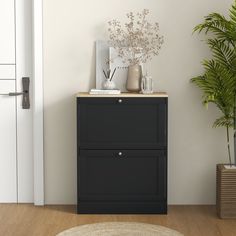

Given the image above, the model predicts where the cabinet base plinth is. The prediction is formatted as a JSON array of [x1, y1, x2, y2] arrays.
[[77, 201, 167, 214]]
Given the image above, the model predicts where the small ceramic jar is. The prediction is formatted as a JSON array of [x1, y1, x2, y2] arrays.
[[102, 79, 116, 90]]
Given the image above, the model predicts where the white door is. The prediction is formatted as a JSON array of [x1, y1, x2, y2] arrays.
[[0, 0, 33, 203]]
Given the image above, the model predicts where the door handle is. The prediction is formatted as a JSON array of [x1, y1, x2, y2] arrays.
[[20, 77, 30, 109], [9, 92, 24, 96], [0, 77, 30, 109]]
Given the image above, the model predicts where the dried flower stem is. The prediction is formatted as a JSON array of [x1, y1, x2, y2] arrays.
[[108, 9, 164, 66]]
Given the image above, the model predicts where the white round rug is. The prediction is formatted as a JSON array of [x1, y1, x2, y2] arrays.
[[57, 222, 184, 236]]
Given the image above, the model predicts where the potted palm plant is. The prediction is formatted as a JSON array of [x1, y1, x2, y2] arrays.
[[191, 1, 236, 218]]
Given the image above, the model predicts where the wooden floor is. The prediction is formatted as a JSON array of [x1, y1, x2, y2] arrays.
[[0, 205, 236, 236]]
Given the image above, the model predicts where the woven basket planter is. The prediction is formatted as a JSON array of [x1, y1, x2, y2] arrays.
[[216, 164, 236, 219]]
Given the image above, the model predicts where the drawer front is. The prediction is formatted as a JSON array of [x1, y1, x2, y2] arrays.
[[77, 98, 167, 149], [78, 149, 167, 201]]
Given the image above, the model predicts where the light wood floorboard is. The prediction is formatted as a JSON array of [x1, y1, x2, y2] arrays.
[[0, 205, 235, 236]]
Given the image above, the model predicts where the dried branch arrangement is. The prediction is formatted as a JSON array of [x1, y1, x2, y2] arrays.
[[108, 9, 164, 66]]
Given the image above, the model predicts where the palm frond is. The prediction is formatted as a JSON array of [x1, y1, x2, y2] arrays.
[[230, 2, 236, 25], [207, 39, 235, 69], [213, 116, 234, 128], [191, 59, 235, 120], [194, 13, 234, 44]]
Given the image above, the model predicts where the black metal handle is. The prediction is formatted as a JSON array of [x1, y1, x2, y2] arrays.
[[8, 92, 24, 96], [1, 77, 30, 109], [22, 77, 30, 109]]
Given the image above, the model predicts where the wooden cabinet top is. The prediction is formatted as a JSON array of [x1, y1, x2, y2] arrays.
[[76, 92, 168, 98]]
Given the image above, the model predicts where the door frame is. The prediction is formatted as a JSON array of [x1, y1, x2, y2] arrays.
[[33, 0, 44, 205]]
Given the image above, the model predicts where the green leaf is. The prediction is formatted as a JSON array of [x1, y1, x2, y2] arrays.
[[213, 116, 234, 128]]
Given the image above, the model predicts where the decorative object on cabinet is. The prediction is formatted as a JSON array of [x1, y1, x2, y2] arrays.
[[89, 89, 121, 95], [108, 9, 164, 92], [101, 79, 116, 90], [141, 72, 153, 94], [190, 1, 236, 218], [96, 41, 128, 92], [77, 92, 168, 214], [109, 46, 129, 91], [95, 40, 109, 89], [101, 68, 117, 90], [126, 65, 142, 92]]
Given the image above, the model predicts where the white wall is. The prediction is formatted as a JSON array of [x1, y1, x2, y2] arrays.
[[43, 0, 234, 204]]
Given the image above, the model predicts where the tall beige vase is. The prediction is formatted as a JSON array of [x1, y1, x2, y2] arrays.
[[126, 65, 142, 92]]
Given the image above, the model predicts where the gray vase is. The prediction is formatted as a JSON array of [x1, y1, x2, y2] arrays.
[[126, 65, 142, 92]]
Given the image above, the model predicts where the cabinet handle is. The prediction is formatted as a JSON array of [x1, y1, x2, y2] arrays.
[[118, 152, 123, 156], [118, 99, 123, 103]]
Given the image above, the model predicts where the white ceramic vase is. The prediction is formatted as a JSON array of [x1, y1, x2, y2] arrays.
[[102, 79, 116, 90]]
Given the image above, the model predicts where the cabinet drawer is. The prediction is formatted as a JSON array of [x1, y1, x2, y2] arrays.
[[77, 97, 167, 149], [78, 149, 167, 201]]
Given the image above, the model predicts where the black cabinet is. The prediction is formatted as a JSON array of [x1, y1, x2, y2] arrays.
[[77, 95, 168, 214]]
